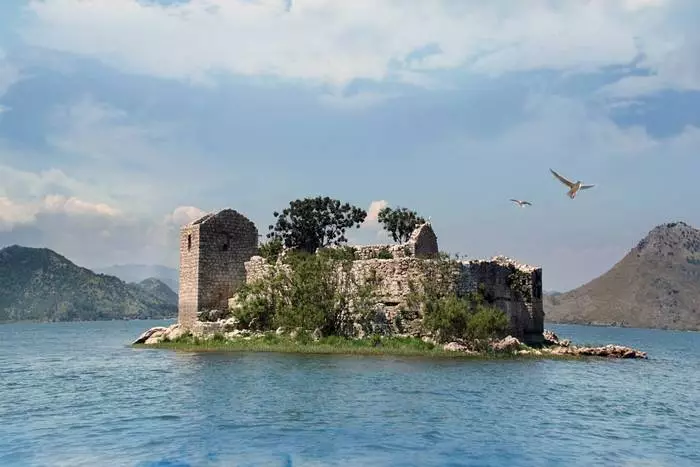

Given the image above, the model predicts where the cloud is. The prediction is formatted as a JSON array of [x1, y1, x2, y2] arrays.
[[164, 206, 207, 227], [0, 194, 120, 232], [0, 198, 36, 231], [42, 195, 121, 217], [600, 29, 700, 99], [363, 199, 388, 225], [20, 0, 682, 93]]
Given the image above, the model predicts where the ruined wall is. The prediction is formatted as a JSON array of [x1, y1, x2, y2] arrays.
[[242, 254, 544, 344], [178, 209, 258, 328], [178, 222, 202, 328], [457, 257, 544, 344]]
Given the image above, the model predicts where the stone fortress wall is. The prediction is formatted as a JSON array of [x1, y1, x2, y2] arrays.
[[179, 209, 544, 344]]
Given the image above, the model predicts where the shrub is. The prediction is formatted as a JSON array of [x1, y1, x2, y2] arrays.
[[231, 249, 378, 337], [259, 238, 283, 262], [407, 253, 510, 343], [376, 247, 393, 259], [465, 306, 510, 341]]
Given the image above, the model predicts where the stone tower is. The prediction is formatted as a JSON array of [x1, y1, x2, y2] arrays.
[[178, 209, 258, 328]]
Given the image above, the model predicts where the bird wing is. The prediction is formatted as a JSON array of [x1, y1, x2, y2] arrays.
[[550, 169, 575, 188], [522, 201, 532, 205], [580, 184, 595, 190], [509, 199, 521, 204]]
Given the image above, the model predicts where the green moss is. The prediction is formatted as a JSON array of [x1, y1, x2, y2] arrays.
[[506, 265, 532, 302]]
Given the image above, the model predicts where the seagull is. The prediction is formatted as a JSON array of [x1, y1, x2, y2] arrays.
[[510, 199, 532, 208], [550, 168, 595, 199]]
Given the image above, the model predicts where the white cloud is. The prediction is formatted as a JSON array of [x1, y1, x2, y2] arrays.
[[42, 195, 121, 217], [0, 197, 37, 231], [600, 31, 700, 98], [363, 199, 388, 225], [21, 0, 681, 91], [164, 206, 207, 227], [0, 194, 121, 232]]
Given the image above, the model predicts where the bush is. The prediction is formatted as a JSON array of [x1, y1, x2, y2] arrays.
[[465, 306, 509, 341], [231, 249, 377, 337], [259, 238, 283, 262], [376, 247, 393, 259], [407, 253, 510, 343]]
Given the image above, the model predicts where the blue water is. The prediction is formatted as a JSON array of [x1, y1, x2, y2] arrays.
[[0, 321, 699, 467]]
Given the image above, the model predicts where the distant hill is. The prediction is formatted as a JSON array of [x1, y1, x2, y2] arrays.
[[95, 264, 179, 292], [133, 277, 178, 306], [545, 221, 700, 331], [0, 245, 177, 323]]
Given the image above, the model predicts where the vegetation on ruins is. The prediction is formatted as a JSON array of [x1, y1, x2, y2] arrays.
[[231, 245, 510, 346], [233, 247, 379, 337], [406, 252, 510, 345], [377, 206, 426, 243], [266, 196, 367, 253]]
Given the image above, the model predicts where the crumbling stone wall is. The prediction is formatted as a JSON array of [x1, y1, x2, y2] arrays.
[[242, 255, 544, 344], [180, 208, 543, 343], [178, 209, 258, 328]]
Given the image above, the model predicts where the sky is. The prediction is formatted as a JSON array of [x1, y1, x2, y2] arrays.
[[0, 0, 698, 292]]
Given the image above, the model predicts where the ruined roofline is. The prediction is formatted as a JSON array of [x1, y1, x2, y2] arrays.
[[463, 255, 541, 273], [184, 208, 256, 228]]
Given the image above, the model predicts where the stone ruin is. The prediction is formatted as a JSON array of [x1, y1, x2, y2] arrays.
[[178, 209, 545, 345]]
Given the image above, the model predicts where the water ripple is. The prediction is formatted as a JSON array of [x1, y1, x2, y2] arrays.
[[0, 321, 699, 466]]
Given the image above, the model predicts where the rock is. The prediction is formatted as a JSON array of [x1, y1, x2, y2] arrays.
[[443, 341, 468, 352], [133, 326, 168, 345], [276, 327, 286, 336], [491, 335, 521, 352], [144, 331, 167, 345], [222, 316, 240, 331], [163, 324, 185, 341], [548, 343, 647, 359], [421, 336, 436, 345], [543, 329, 571, 347]]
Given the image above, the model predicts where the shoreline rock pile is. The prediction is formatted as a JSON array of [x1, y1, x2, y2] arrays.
[[440, 329, 647, 359], [133, 323, 647, 359]]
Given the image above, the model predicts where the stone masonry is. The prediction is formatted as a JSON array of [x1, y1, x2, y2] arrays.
[[242, 223, 544, 344], [178, 209, 258, 328], [177, 209, 544, 344]]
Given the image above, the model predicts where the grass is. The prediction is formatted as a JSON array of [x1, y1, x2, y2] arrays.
[[133, 333, 582, 360]]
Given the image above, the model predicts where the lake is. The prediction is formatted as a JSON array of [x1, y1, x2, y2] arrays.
[[0, 320, 698, 466]]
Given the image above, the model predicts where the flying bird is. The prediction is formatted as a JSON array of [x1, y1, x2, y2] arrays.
[[510, 199, 532, 207], [550, 169, 595, 199]]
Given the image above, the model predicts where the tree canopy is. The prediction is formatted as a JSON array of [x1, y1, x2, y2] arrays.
[[377, 206, 426, 243], [267, 196, 367, 253]]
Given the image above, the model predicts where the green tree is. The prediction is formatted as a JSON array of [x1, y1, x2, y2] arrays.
[[377, 206, 426, 243], [267, 196, 367, 253]]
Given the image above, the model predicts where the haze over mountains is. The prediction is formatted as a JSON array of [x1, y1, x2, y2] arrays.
[[0, 245, 177, 323], [545, 222, 700, 331], [95, 264, 179, 292]]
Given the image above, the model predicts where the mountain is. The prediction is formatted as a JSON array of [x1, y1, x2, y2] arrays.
[[545, 221, 700, 331], [95, 264, 179, 292], [0, 245, 178, 323], [133, 277, 178, 306]]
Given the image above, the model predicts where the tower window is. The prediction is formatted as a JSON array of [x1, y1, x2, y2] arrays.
[[222, 242, 229, 251], [187, 234, 192, 251]]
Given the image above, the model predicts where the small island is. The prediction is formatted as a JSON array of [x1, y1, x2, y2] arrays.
[[134, 199, 647, 360]]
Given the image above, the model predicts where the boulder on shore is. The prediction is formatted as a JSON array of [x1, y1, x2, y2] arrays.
[[132, 326, 168, 345]]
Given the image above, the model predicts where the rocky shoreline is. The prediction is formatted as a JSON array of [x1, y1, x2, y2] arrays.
[[133, 323, 647, 359]]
